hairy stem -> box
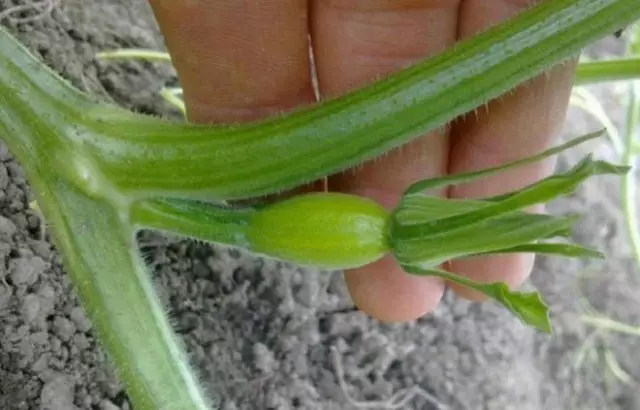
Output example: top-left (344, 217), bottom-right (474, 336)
top-left (61, 0), bottom-right (640, 200)
top-left (36, 179), bottom-right (212, 410)
top-left (0, 24), bottom-right (213, 410)
top-left (131, 198), bottom-right (255, 248)
top-left (1, 1), bottom-right (639, 202)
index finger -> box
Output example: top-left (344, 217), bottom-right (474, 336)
top-left (147, 1), bottom-right (314, 124)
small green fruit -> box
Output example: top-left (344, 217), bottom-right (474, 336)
top-left (248, 192), bottom-right (390, 269)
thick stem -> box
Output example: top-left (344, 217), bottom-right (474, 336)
top-left (0, 26), bottom-right (215, 410)
top-left (37, 179), bottom-right (213, 410)
top-left (83, 0), bottom-right (640, 200)
top-left (0, 26), bottom-right (110, 198)
top-left (1, 1), bottom-right (639, 203)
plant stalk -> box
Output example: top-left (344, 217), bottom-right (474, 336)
top-left (575, 58), bottom-right (640, 85)
top-left (131, 198), bottom-right (255, 248)
top-left (73, 0), bottom-right (640, 200)
top-left (33, 179), bottom-right (213, 410)
top-left (621, 78), bottom-right (640, 271)
top-left (0, 25), bottom-right (214, 410)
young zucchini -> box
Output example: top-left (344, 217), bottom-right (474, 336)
top-left (247, 192), bottom-right (390, 269)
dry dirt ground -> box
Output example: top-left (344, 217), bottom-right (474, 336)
top-left (0, 1), bottom-right (639, 409)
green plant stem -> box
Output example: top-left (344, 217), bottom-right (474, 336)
top-left (575, 58), bottom-right (640, 85)
top-left (4, 0), bottom-right (633, 202)
top-left (581, 315), bottom-right (640, 336)
top-left (621, 81), bottom-right (640, 270)
top-left (37, 180), bottom-right (212, 410)
top-left (0, 25), bottom-right (214, 410)
top-left (0, 34), bottom-right (86, 176)
top-left (620, 25), bottom-right (640, 274)
top-left (131, 198), bottom-right (255, 248)
top-left (95, 0), bottom-right (640, 200)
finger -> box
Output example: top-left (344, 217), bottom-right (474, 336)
top-left (447, 0), bottom-right (578, 300)
top-left (147, 0), bottom-right (315, 124)
top-left (310, 0), bottom-right (461, 322)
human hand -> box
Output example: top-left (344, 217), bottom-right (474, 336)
top-left (147, 0), bottom-right (576, 322)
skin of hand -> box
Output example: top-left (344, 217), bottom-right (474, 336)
top-left (147, 0), bottom-right (577, 323)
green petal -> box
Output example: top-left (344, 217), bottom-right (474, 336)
top-left (393, 211), bottom-right (577, 267)
top-left (393, 156), bottom-right (628, 239)
top-left (476, 242), bottom-right (605, 259)
top-left (404, 130), bottom-right (605, 195)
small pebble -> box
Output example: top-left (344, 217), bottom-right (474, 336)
top-left (69, 307), bottom-right (92, 333)
top-left (7, 184), bottom-right (25, 211)
top-left (0, 215), bottom-right (17, 238)
top-left (30, 332), bottom-right (49, 346)
top-left (37, 284), bottom-right (56, 317)
top-left (6, 161), bottom-right (26, 185)
top-left (40, 374), bottom-right (79, 410)
top-left (10, 256), bottom-right (46, 286)
top-left (17, 247), bottom-right (34, 257)
top-left (22, 294), bottom-right (41, 322)
top-left (53, 316), bottom-right (76, 342)
top-left (100, 400), bottom-right (120, 410)
top-left (192, 259), bottom-right (210, 278)
top-left (253, 342), bottom-right (276, 373)
top-left (32, 352), bottom-right (51, 374)
top-left (0, 163), bottom-right (9, 189)
top-left (0, 285), bottom-right (13, 310)
top-left (27, 214), bottom-right (40, 231)
top-left (0, 144), bottom-right (11, 161)
top-left (0, 241), bottom-right (11, 257)
top-left (73, 333), bottom-right (90, 350)
top-left (29, 240), bottom-right (52, 259)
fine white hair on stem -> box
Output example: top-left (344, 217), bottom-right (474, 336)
top-left (331, 346), bottom-right (449, 410)
top-left (0, 0), bottom-right (60, 24)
